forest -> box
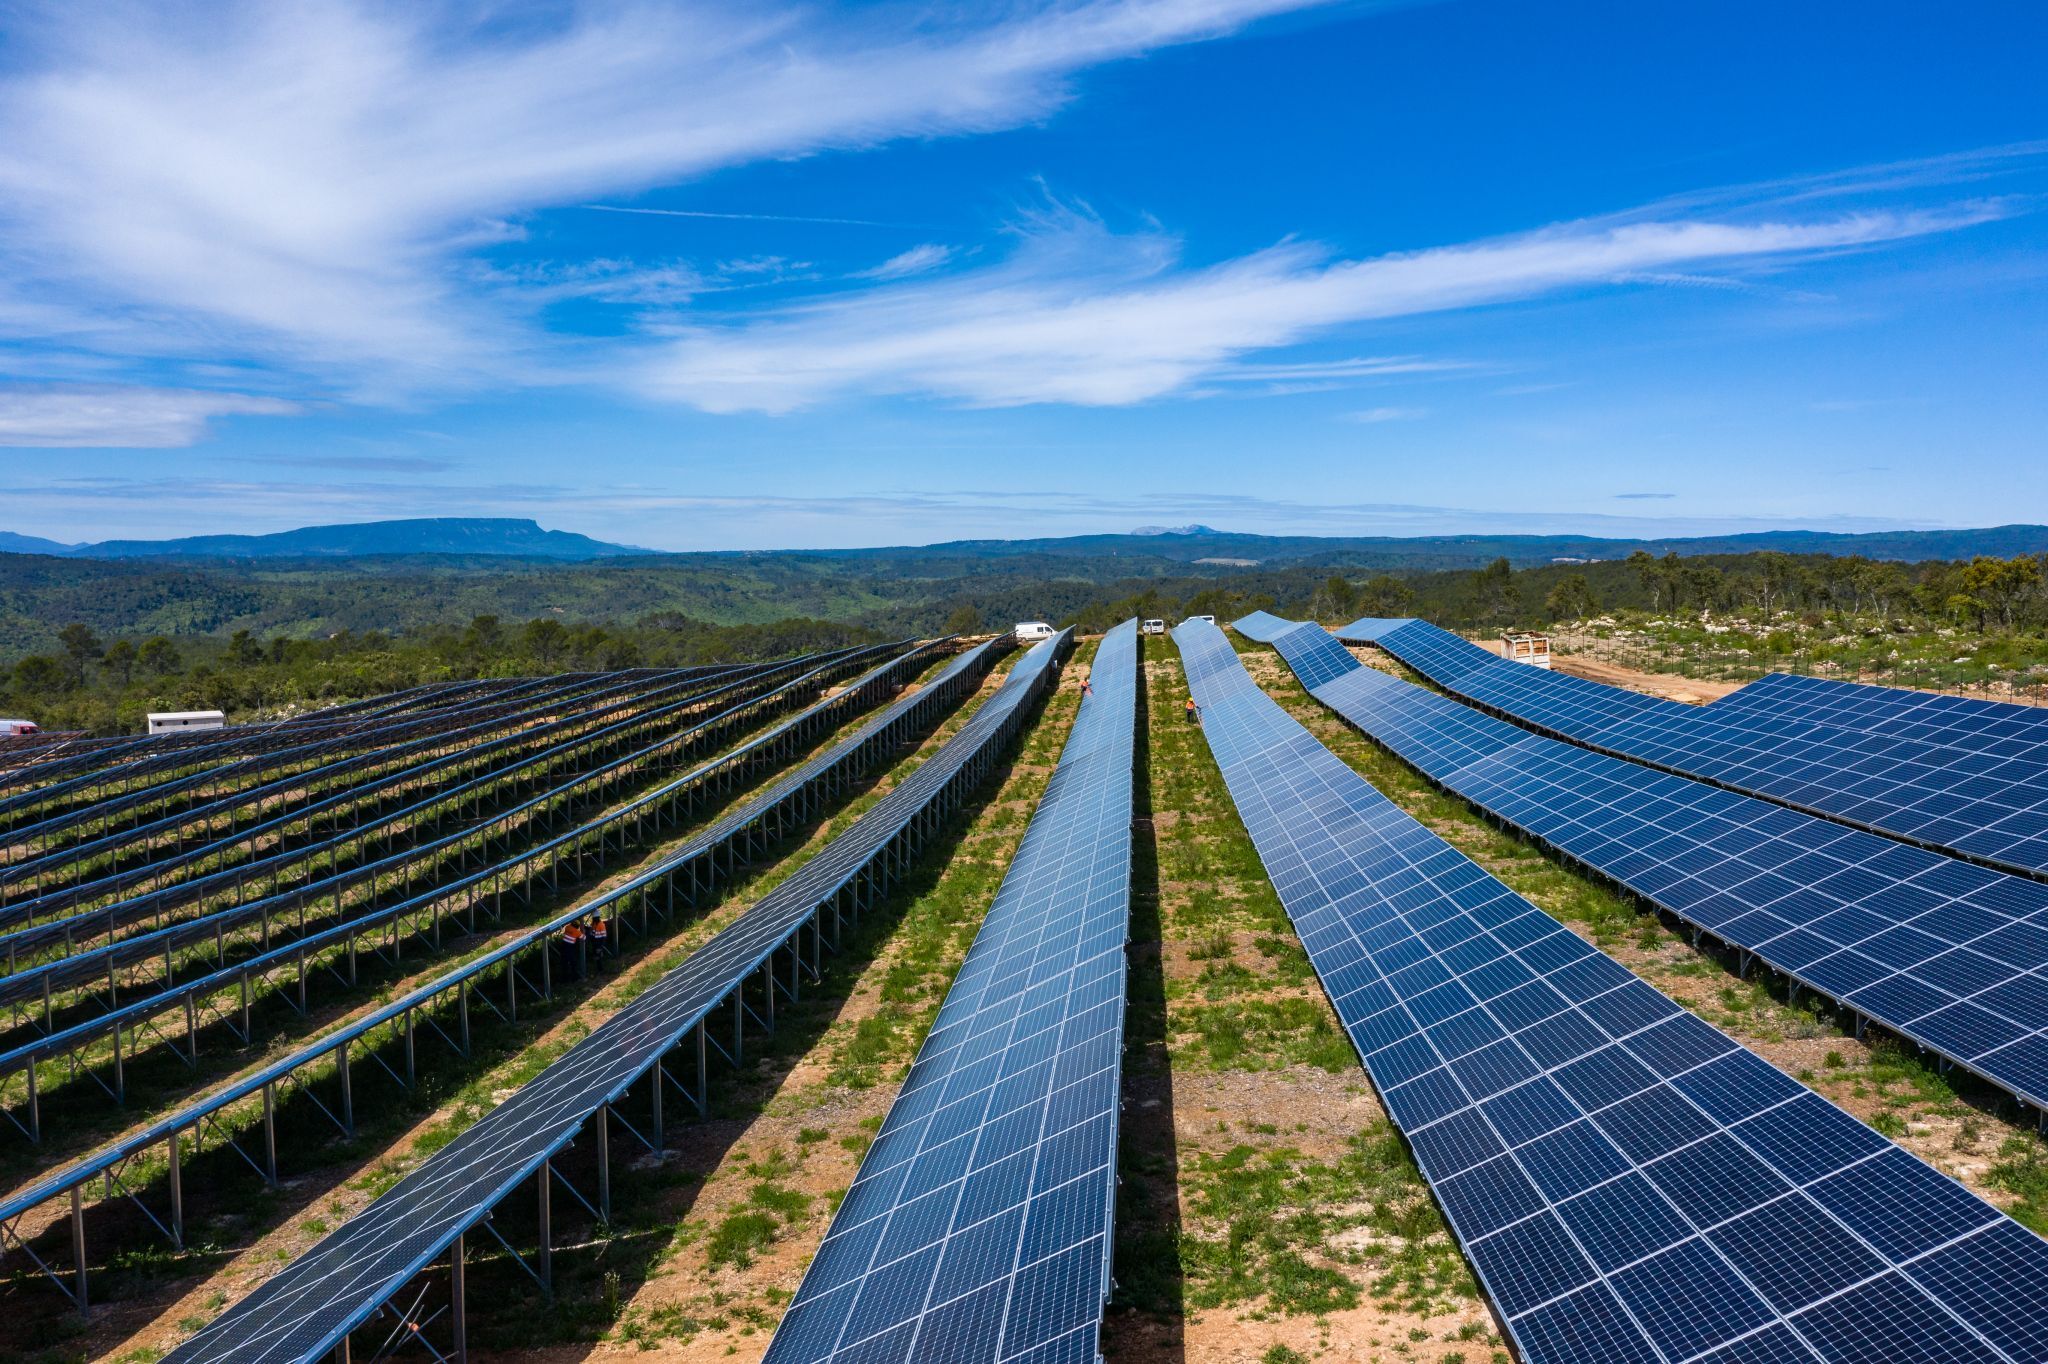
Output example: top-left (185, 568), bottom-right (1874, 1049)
top-left (4, 547), bottom-right (2045, 735)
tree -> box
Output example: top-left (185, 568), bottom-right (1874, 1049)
top-left (138, 637), bottom-right (181, 676)
top-left (1627, 550), bottom-right (1663, 611)
top-left (465, 614), bottom-right (504, 655)
top-left (944, 604), bottom-right (983, 636)
top-left (523, 617), bottom-right (569, 666)
top-left (1472, 557), bottom-right (1520, 622)
top-left (1959, 556), bottom-right (2042, 630)
top-left (14, 655), bottom-right (67, 696)
top-left (1753, 551), bottom-right (1796, 621)
top-left (1544, 574), bottom-right (1597, 621)
top-left (102, 639), bottom-right (138, 686)
top-left (227, 629), bottom-right (263, 667)
top-left (1307, 575), bottom-right (1357, 623)
top-left (1356, 575), bottom-right (1413, 617)
top-left (58, 623), bottom-right (100, 681)
top-left (1684, 564), bottom-right (1725, 613)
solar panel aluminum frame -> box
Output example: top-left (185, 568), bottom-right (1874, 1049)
top-left (1245, 617), bottom-right (2048, 1120)
top-left (1179, 619), bottom-right (2048, 1364)
top-left (160, 632), bottom-right (1068, 1364)
top-left (0, 640), bottom-right (964, 1310)
top-left (0, 640), bottom-right (950, 1149)
top-left (763, 620), bottom-right (1138, 1364)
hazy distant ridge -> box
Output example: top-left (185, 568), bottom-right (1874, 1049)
top-left (2, 518), bottom-right (648, 562)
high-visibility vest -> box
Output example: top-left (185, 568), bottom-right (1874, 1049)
top-left (589, 917), bottom-right (608, 942)
top-left (562, 922), bottom-right (583, 943)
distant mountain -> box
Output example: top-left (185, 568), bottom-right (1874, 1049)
top-left (828, 524), bottom-right (2048, 569)
top-left (0, 531), bottom-right (76, 555)
top-left (1, 518), bottom-right (653, 562)
top-left (1129, 523), bottom-right (1220, 536)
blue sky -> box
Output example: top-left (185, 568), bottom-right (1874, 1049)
top-left (1, 0), bottom-right (2043, 550)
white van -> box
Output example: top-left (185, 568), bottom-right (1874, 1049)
top-left (1141, 619), bottom-right (1167, 636)
top-left (1013, 621), bottom-right (1056, 644)
top-left (0, 719), bottom-right (38, 737)
top-left (1183, 615), bottom-right (1216, 625)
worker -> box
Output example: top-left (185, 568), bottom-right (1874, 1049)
top-left (589, 912), bottom-right (610, 963)
top-left (560, 918), bottom-right (584, 980)
top-left (1184, 697), bottom-right (1201, 725)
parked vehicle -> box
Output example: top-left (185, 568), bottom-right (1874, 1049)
top-left (1013, 621), bottom-right (1056, 644)
top-left (0, 719), bottom-right (38, 737)
top-left (147, 709), bottom-right (226, 735)
top-left (1141, 619), bottom-right (1167, 635)
top-left (1183, 615), bottom-right (1216, 625)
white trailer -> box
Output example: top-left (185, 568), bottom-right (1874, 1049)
top-left (147, 710), bottom-right (226, 735)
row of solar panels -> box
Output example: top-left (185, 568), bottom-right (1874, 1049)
top-left (1339, 617), bottom-right (2048, 881)
top-left (0, 655), bottom-right (745, 839)
top-left (164, 634), bottom-right (1063, 1364)
top-left (0, 642), bottom-right (938, 1136)
top-left (0, 650), bottom-right (853, 939)
top-left (766, 620), bottom-right (1139, 1364)
top-left (0, 636), bottom-right (970, 1309)
top-left (0, 647), bottom-right (870, 987)
top-left (1242, 613), bottom-right (2048, 1113)
top-left (1187, 619), bottom-right (2046, 1364)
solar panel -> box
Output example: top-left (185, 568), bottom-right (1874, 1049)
top-left (1242, 616), bottom-right (2048, 1114)
top-left (1334, 617), bottom-right (2048, 881)
top-left (765, 619), bottom-right (1137, 1364)
top-left (164, 634), bottom-right (1067, 1364)
top-left (1176, 619), bottom-right (2048, 1364)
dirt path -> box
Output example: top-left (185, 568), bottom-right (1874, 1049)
top-left (1103, 643), bottom-right (1501, 1364)
top-left (1463, 634), bottom-right (1741, 704)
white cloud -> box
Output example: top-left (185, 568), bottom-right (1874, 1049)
top-left (0, 384), bottom-right (298, 447)
top-left (855, 244), bottom-right (958, 280)
top-left (637, 202), bottom-right (2008, 412)
top-left (0, 0), bottom-right (1333, 393)
top-left (1345, 406), bottom-right (1427, 422)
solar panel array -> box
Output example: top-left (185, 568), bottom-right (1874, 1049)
top-left (765, 620), bottom-right (1138, 1364)
top-left (1177, 619), bottom-right (2048, 1364)
top-left (0, 644), bottom-right (926, 1115)
top-left (0, 640), bottom-right (956, 1270)
top-left (1243, 615), bottom-right (2048, 1112)
top-left (1335, 617), bottom-right (2048, 880)
top-left (1712, 670), bottom-right (2048, 739)
top-left (166, 634), bottom-right (1066, 1364)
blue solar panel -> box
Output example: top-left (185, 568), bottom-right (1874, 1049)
top-left (1177, 619), bottom-right (2048, 1364)
top-left (164, 635), bottom-right (1067, 1364)
top-left (1248, 616), bottom-right (2048, 1111)
top-left (764, 620), bottom-right (1137, 1364)
top-left (1336, 617), bottom-right (2048, 880)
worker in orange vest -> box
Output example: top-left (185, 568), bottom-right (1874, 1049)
top-left (560, 918), bottom-right (585, 980)
top-left (588, 913), bottom-right (610, 964)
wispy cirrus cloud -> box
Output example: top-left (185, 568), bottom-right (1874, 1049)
top-left (854, 244), bottom-right (959, 281)
top-left (0, 0), bottom-right (1338, 402)
top-left (636, 198), bottom-right (2012, 412)
top-left (1345, 406), bottom-right (1428, 422)
top-left (0, 384), bottom-right (298, 447)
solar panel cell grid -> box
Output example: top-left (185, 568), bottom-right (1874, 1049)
top-left (1337, 617), bottom-right (2048, 879)
top-left (1175, 619), bottom-right (2048, 1364)
top-left (764, 620), bottom-right (1138, 1364)
top-left (1248, 617), bottom-right (2048, 1112)
top-left (166, 634), bottom-right (1065, 1364)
